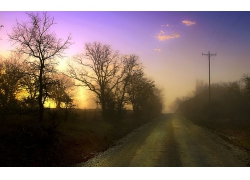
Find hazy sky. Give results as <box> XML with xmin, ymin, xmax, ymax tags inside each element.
<box><xmin>1</xmin><ymin>11</ymin><xmax>250</xmax><ymax>112</ymax></box>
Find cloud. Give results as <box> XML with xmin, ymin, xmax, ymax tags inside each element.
<box><xmin>159</xmin><ymin>30</ymin><xmax>164</xmax><ymax>34</ymax></box>
<box><xmin>161</xmin><ymin>24</ymin><xmax>170</xmax><ymax>27</ymax></box>
<box><xmin>182</xmin><ymin>20</ymin><xmax>196</xmax><ymax>26</ymax></box>
<box><xmin>155</xmin><ymin>30</ymin><xmax>180</xmax><ymax>41</ymax></box>
<box><xmin>154</xmin><ymin>48</ymin><xmax>161</xmax><ymax>52</ymax></box>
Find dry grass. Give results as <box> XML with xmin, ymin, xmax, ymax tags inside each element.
<box><xmin>187</xmin><ymin>116</ymin><xmax>250</xmax><ymax>151</ymax></box>
<box><xmin>0</xmin><ymin>108</ymin><xmax>155</xmax><ymax>166</ymax></box>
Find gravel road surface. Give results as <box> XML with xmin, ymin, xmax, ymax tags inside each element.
<box><xmin>76</xmin><ymin>114</ymin><xmax>250</xmax><ymax>167</ymax></box>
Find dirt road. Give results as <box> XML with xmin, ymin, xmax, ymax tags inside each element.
<box><xmin>76</xmin><ymin>114</ymin><xmax>250</xmax><ymax>167</ymax></box>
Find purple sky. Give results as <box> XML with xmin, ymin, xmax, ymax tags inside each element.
<box><xmin>0</xmin><ymin>11</ymin><xmax>250</xmax><ymax>111</ymax></box>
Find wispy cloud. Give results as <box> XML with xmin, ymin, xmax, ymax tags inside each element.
<box><xmin>161</xmin><ymin>24</ymin><xmax>170</xmax><ymax>27</ymax></box>
<box><xmin>182</xmin><ymin>20</ymin><xmax>196</xmax><ymax>26</ymax></box>
<box><xmin>156</xmin><ymin>30</ymin><xmax>180</xmax><ymax>41</ymax></box>
<box><xmin>154</xmin><ymin>48</ymin><xmax>161</xmax><ymax>52</ymax></box>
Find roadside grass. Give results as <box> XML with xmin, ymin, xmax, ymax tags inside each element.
<box><xmin>0</xmin><ymin>108</ymin><xmax>156</xmax><ymax>166</ymax></box>
<box><xmin>185</xmin><ymin>116</ymin><xmax>250</xmax><ymax>151</ymax></box>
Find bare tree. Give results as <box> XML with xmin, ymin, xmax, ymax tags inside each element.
<box><xmin>8</xmin><ymin>12</ymin><xmax>72</xmax><ymax>122</ymax></box>
<box><xmin>0</xmin><ymin>53</ymin><xmax>24</xmax><ymax>118</ymax></box>
<box><xmin>20</xmin><ymin>62</ymin><xmax>39</xmax><ymax>108</ymax></box>
<box><xmin>126</xmin><ymin>72</ymin><xmax>155</xmax><ymax>116</ymax></box>
<box><xmin>114</xmin><ymin>54</ymin><xmax>143</xmax><ymax>118</ymax></box>
<box><xmin>194</xmin><ymin>79</ymin><xmax>208</xmax><ymax>96</ymax></box>
<box><xmin>67</xmin><ymin>42</ymin><xmax>124</xmax><ymax>119</ymax></box>
<box><xmin>242</xmin><ymin>74</ymin><xmax>250</xmax><ymax>101</ymax></box>
<box><xmin>49</xmin><ymin>73</ymin><xmax>75</xmax><ymax>109</ymax></box>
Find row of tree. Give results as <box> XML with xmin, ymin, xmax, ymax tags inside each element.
<box><xmin>0</xmin><ymin>53</ymin><xmax>75</xmax><ymax>119</ymax></box>
<box><xmin>67</xmin><ymin>42</ymin><xmax>163</xmax><ymax>120</ymax></box>
<box><xmin>175</xmin><ymin>77</ymin><xmax>250</xmax><ymax>122</ymax></box>
<box><xmin>0</xmin><ymin>12</ymin><xmax>164</xmax><ymax>122</ymax></box>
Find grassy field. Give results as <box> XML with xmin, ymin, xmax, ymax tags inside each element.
<box><xmin>0</xmin><ymin>108</ymin><xmax>156</xmax><ymax>166</ymax></box>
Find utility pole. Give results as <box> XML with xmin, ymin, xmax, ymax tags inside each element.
<box><xmin>202</xmin><ymin>51</ymin><xmax>216</xmax><ymax>104</ymax></box>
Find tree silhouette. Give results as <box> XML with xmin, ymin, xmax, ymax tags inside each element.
<box><xmin>127</xmin><ymin>72</ymin><xmax>155</xmax><ymax>116</ymax></box>
<box><xmin>67</xmin><ymin>42</ymin><xmax>124</xmax><ymax>119</ymax></box>
<box><xmin>20</xmin><ymin>62</ymin><xmax>40</xmax><ymax>109</ymax></box>
<box><xmin>0</xmin><ymin>53</ymin><xmax>24</xmax><ymax>118</ymax></box>
<box><xmin>49</xmin><ymin>73</ymin><xmax>75</xmax><ymax>109</ymax></box>
<box><xmin>67</xmin><ymin>42</ymin><xmax>164</xmax><ymax>119</ymax></box>
<box><xmin>8</xmin><ymin>12</ymin><xmax>72</xmax><ymax>122</ymax></box>
<box><xmin>242</xmin><ymin>74</ymin><xmax>250</xmax><ymax>101</ymax></box>
<box><xmin>114</xmin><ymin>54</ymin><xmax>143</xmax><ymax>118</ymax></box>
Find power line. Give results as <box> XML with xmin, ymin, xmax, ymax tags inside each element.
<box><xmin>203</xmin><ymin>12</ymin><xmax>245</xmax><ymax>56</ymax></box>
<box><xmin>208</xmin><ymin>12</ymin><xmax>232</xmax><ymax>52</ymax></box>
<box><xmin>215</xmin><ymin>12</ymin><xmax>245</xmax><ymax>52</ymax></box>
<box><xmin>204</xmin><ymin>12</ymin><xmax>224</xmax><ymax>51</ymax></box>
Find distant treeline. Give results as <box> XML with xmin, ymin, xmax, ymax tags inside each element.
<box><xmin>175</xmin><ymin>76</ymin><xmax>250</xmax><ymax>123</ymax></box>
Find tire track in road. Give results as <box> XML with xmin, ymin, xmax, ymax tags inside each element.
<box><xmin>166</xmin><ymin>118</ymin><xmax>182</xmax><ymax>167</ymax></box>
<box><xmin>128</xmin><ymin>116</ymin><xmax>181</xmax><ymax>166</ymax></box>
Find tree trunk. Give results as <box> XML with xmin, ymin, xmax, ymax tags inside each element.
<box><xmin>56</xmin><ymin>101</ymin><xmax>61</xmax><ymax>109</ymax></box>
<box><xmin>38</xmin><ymin>92</ymin><xmax>44</xmax><ymax>122</ymax></box>
<box><xmin>38</xmin><ymin>64</ymin><xmax>44</xmax><ymax>122</ymax></box>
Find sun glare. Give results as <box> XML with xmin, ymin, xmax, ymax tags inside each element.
<box><xmin>44</xmin><ymin>99</ymin><xmax>56</xmax><ymax>108</ymax></box>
